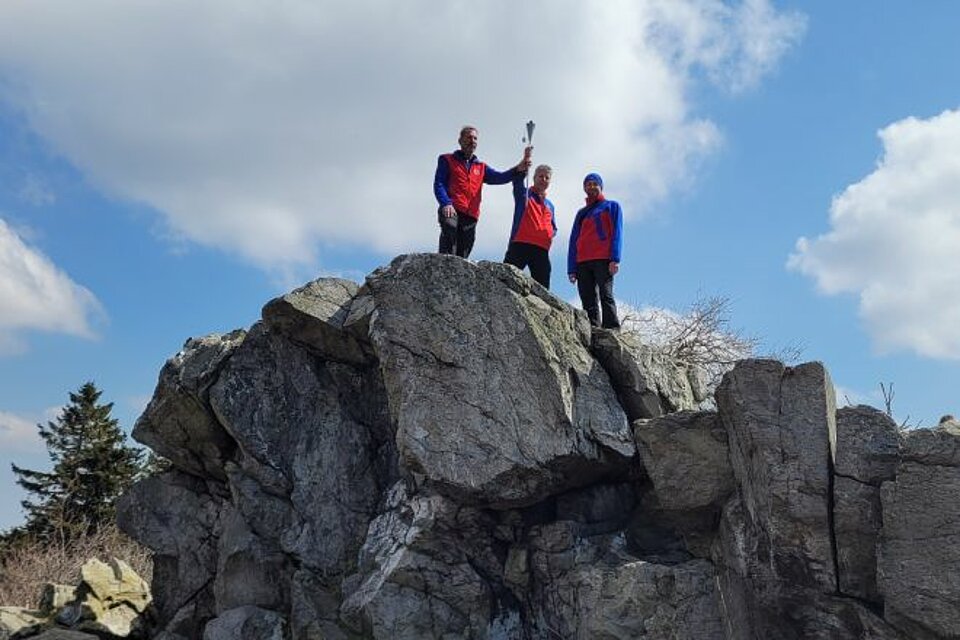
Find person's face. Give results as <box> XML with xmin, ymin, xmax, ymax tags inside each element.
<box><xmin>583</xmin><ymin>179</ymin><xmax>602</xmax><ymax>199</ymax></box>
<box><xmin>459</xmin><ymin>129</ymin><xmax>478</xmax><ymax>156</ymax></box>
<box><xmin>533</xmin><ymin>169</ymin><xmax>551</xmax><ymax>194</ymax></box>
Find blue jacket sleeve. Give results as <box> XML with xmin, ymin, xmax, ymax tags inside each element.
<box><xmin>483</xmin><ymin>164</ymin><xmax>520</xmax><ymax>185</ymax></box>
<box><xmin>568</xmin><ymin>210</ymin><xmax>583</xmax><ymax>275</ymax></box>
<box><xmin>548</xmin><ymin>200</ymin><xmax>557</xmax><ymax>237</ymax></box>
<box><xmin>508</xmin><ymin>175</ymin><xmax>527</xmax><ymax>243</ymax></box>
<box><xmin>609</xmin><ymin>201</ymin><xmax>623</xmax><ymax>263</ymax></box>
<box><xmin>434</xmin><ymin>155</ymin><xmax>452</xmax><ymax>207</ymax></box>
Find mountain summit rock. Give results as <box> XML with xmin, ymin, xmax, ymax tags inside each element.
<box><xmin>116</xmin><ymin>253</ymin><xmax>958</xmax><ymax>639</ymax></box>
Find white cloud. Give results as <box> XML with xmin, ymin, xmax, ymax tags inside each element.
<box><xmin>0</xmin><ymin>218</ymin><xmax>103</xmax><ymax>352</ymax></box>
<box><xmin>0</xmin><ymin>0</ymin><xmax>804</xmax><ymax>273</ymax></box>
<box><xmin>0</xmin><ymin>410</ymin><xmax>43</xmax><ymax>453</ymax></box>
<box><xmin>789</xmin><ymin>109</ymin><xmax>960</xmax><ymax>360</ymax></box>
<box><xmin>647</xmin><ymin>0</ymin><xmax>805</xmax><ymax>92</ymax></box>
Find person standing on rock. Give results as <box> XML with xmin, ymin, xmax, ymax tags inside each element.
<box><xmin>504</xmin><ymin>164</ymin><xmax>556</xmax><ymax>289</ymax></box>
<box><xmin>434</xmin><ymin>125</ymin><xmax>531</xmax><ymax>258</ymax></box>
<box><xmin>567</xmin><ymin>172</ymin><xmax>622</xmax><ymax>329</ymax></box>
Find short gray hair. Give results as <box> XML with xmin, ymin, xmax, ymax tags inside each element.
<box><xmin>534</xmin><ymin>164</ymin><xmax>552</xmax><ymax>176</ymax></box>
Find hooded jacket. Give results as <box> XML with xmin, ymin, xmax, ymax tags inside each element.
<box><xmin>567</xmin><ymin>196</ymin><xmax>623</xmax><ymax>274</ymax></box>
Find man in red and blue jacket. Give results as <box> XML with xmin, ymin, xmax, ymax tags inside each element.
<box><xmin>434</xmin><ymin>125</ymin><xmax>529</xmax><ymax>258</ymax></box>
<box><xmin>567</xmin><ymin>172</ymin><xmax>622</xmax><ymax>329</ymax></box>
<box><xmin>504</xmin><ymin>164</ymin><xmax>556</xmax><ymax>289</ymax></box>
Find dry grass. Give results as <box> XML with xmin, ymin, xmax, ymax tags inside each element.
<box><xmin>0</xmin><ymin>524</ymin><xmax>153</xmax><ymax>608</ymax></box>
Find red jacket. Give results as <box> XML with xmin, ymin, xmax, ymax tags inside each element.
<box><xmin>433</xmin><ymin>151</ymin><xmax>519</xmax><ymax>220</ymax></box>
<box><xmin>509</xmin><ymin>177</ymin><xmax>556</xmax><ymax>250</ymax></box>
<box><xmin>442</xmin><ymin>153</ymin><xmax>486</xmax><ymax>219</ymax></box>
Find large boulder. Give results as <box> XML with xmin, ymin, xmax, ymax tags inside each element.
<box><xmin>633</xmin><ymin>410</ymin><xmax>734</xmax><ymax>511</ymax></box>
<box><xmin>363</xmin><ymin>255</ymin><xmax>632</xmax><ymax>507</ymax></box>
<box><xmin>0</xmin><ymin>559</ymin><xmax>152</xmax><ymax>640</ymax></box>
<box><xmin>592</xmin><ymin>329</ymin><xmax>705</xmax><ymax>419</ymax></box>
<box><xmin>131</xmin><ymin>331</ymin><xmax>245</xmax><ymax>481</ymax></box>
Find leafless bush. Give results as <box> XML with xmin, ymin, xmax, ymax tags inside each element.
<box><xmin>621</xmin><ymin>294</ymin><xmax>801</xmax><ymax>390</ymax></box>
<box><xmin>879</xmin><ymin>381</ymin><xmax>924</xmax><ymax>429</ymax></box>
<box><xmin>0</xmin><ymin>524</ymin><xmax>152</xmax><ymax>608</ymax></box>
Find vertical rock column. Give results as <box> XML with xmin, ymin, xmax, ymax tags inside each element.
<box><xmin>832</xmin><ymin>406</ymin><xmax>900</xmax><ymax>604</ymax></box>
<box><xmin>879</xmin><ymin>421</ymin><xmax>960</xmax><ymax>639</ymax></box>
<box><xmin>714</xmin><ymin>360</ymin><xmax>838</xmax><ymax>633</ymax></box>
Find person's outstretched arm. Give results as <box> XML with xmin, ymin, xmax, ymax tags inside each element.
<box><xmin>508</xmin><ymin>174</ymin><xmax>527</xmax><ymax>242</ymax></box>
<box><xmin>484</xmin><ymin>146</ymin><xmax>532</xmax><ymax>185</ymax></box>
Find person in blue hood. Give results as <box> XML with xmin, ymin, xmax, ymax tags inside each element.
<box><xmin>567</xmin><ymin>172</ymin><xmax>622</xmax><ymax>329</ymax></box>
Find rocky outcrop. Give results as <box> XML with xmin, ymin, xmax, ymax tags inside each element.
<box><xmin>116</xmin><ymin>253</ymin><xmax>959</xmax><ymax>639</ymax></box>
<box><xmin>0</xmin><ymin>558</ymin><xmax>150</xmax><ymax>639</ymax></box>
<box><xmin>879</xmin><ymin>420</ymin><xmax>960</xmax><ymax>639</ymax></box>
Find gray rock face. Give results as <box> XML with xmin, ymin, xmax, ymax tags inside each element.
<box><xmin>202</xmin><ymin>606</ymin><xmax>286</xmax><ymax>640</ymax></box>
<box><xmin>340</xmin><ymin>484</ymin><xmax>500</xmax><ymax>639</ymax></box>
<box><xmin>208</xmin><ymin>322</ymin><xmax>393</xmax><ymax>576</ymax></box>
<box><xmin>364</xmin><ymin>255</ymin><xmax>631</xmax><ymax>507</ymax></box>
<box><xmin>591</xmin><ymin>329</ymin><xmax>703</xmax><ymax>420</ymax></box>
<box><xmin>261</xmin><ymin>277</ymin><xmax>372</xmax><ymax>365</ymax></box>
<box><xmin>115</xmin><ymin>254</ymin><xmax>959</xmax><ymax>640</ymax></box>
<box><xmin>714</xmin><ymin>360</ymin><xmax>839</xmax><ymax>635</ymax></box>
<box><xmin>527</xmin><ymin>521</ymin><xmax>724</xmax><ymax>639</ymax></box>
<box><xmin>835</xmin><ymin>405</ymin><xmax>901</xmax><ymax>483</ymax></box>
<box><xmin>634</xmin><ymin>410</ymin><xmax>734</xmax><ymax>511</ymax></box>
<box><xmin>132</xmin><ymin>331</ymin><xmax>245</xmax><ymax>481</ymax></box>
<box><xmin>116</xmin><ymin>471</ymin><xmax>223</xmax><ymax>638</ymax></box>
<box><xmin>834</xmin><ymin>406</ymin><xmax>901</xmax><ymax>603</ymax></box>
<box><xmin>879</xmin><ymin>424</ymin><xmax>960</xmax><ymax>639</ymax></box>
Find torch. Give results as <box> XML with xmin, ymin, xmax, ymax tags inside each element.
<box><xmin>523</xmin><ymin>120</ymin><xmax>535</xmax><ymax>189</ymax></box>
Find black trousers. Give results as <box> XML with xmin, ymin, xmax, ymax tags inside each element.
<box><xmin>576</xmin><ymin>259</ymin><xmax>620</xmax><ymax>328</ymax></box>
<box><xmin>504</xmin><ymin>242</ymin><xmax>551</xmax><ymax>289</ymax></box>
<box><xmin>438</xmin><ymin>210</ymin><xmax>477</xmax><ymax>258</ymax></box>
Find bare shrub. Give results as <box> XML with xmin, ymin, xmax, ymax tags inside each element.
<box><xmin>621</xmin><ymin>294</ymin><xmax>801</xmax><ymax>391</ymax></box>
<box><xmin>0</xmin><ymin>524</ymin><xmax>152</xmax><ymax>608</ymax></box>
<box><xmin>879</xmin><ymin>381</ymin><xmax>924</xmax><ymax>429</ymax></box>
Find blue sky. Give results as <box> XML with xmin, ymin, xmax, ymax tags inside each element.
<box><xmin>2</xmin><ymin>0</ymin><xmax>960</xmax><ymax>531</ymax></box>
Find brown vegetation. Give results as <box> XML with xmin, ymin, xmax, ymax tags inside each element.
<box><xmin>0</xmin><ymin>524</ymin><xmax>152</xmax><ymax>608</ymax></box>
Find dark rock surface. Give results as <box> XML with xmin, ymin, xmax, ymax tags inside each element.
<box><xmin>115</xmin><ymin>253</ymin><xmax>958</xmax><ymax>639</ymax></box>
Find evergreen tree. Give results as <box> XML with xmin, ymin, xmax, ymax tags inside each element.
<box><xmin>10</xmin><ymin>382</ymin><xmax>143</xmax><ymax>542</ymax></box>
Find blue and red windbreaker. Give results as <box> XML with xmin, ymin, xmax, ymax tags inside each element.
<box><xmin>434</xmin><ymin>151</ymin><xmax>518</xmax><ymax>220</ymax></box>
<box><xmin>509</xmin><ymin>175</ymin><xmax>556</xmax><ymax>250</ymax></box>
<box><xmin>567</xmin><ymin>196</ymin><xmax>623</xmax><ymax>274</ymax></box>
